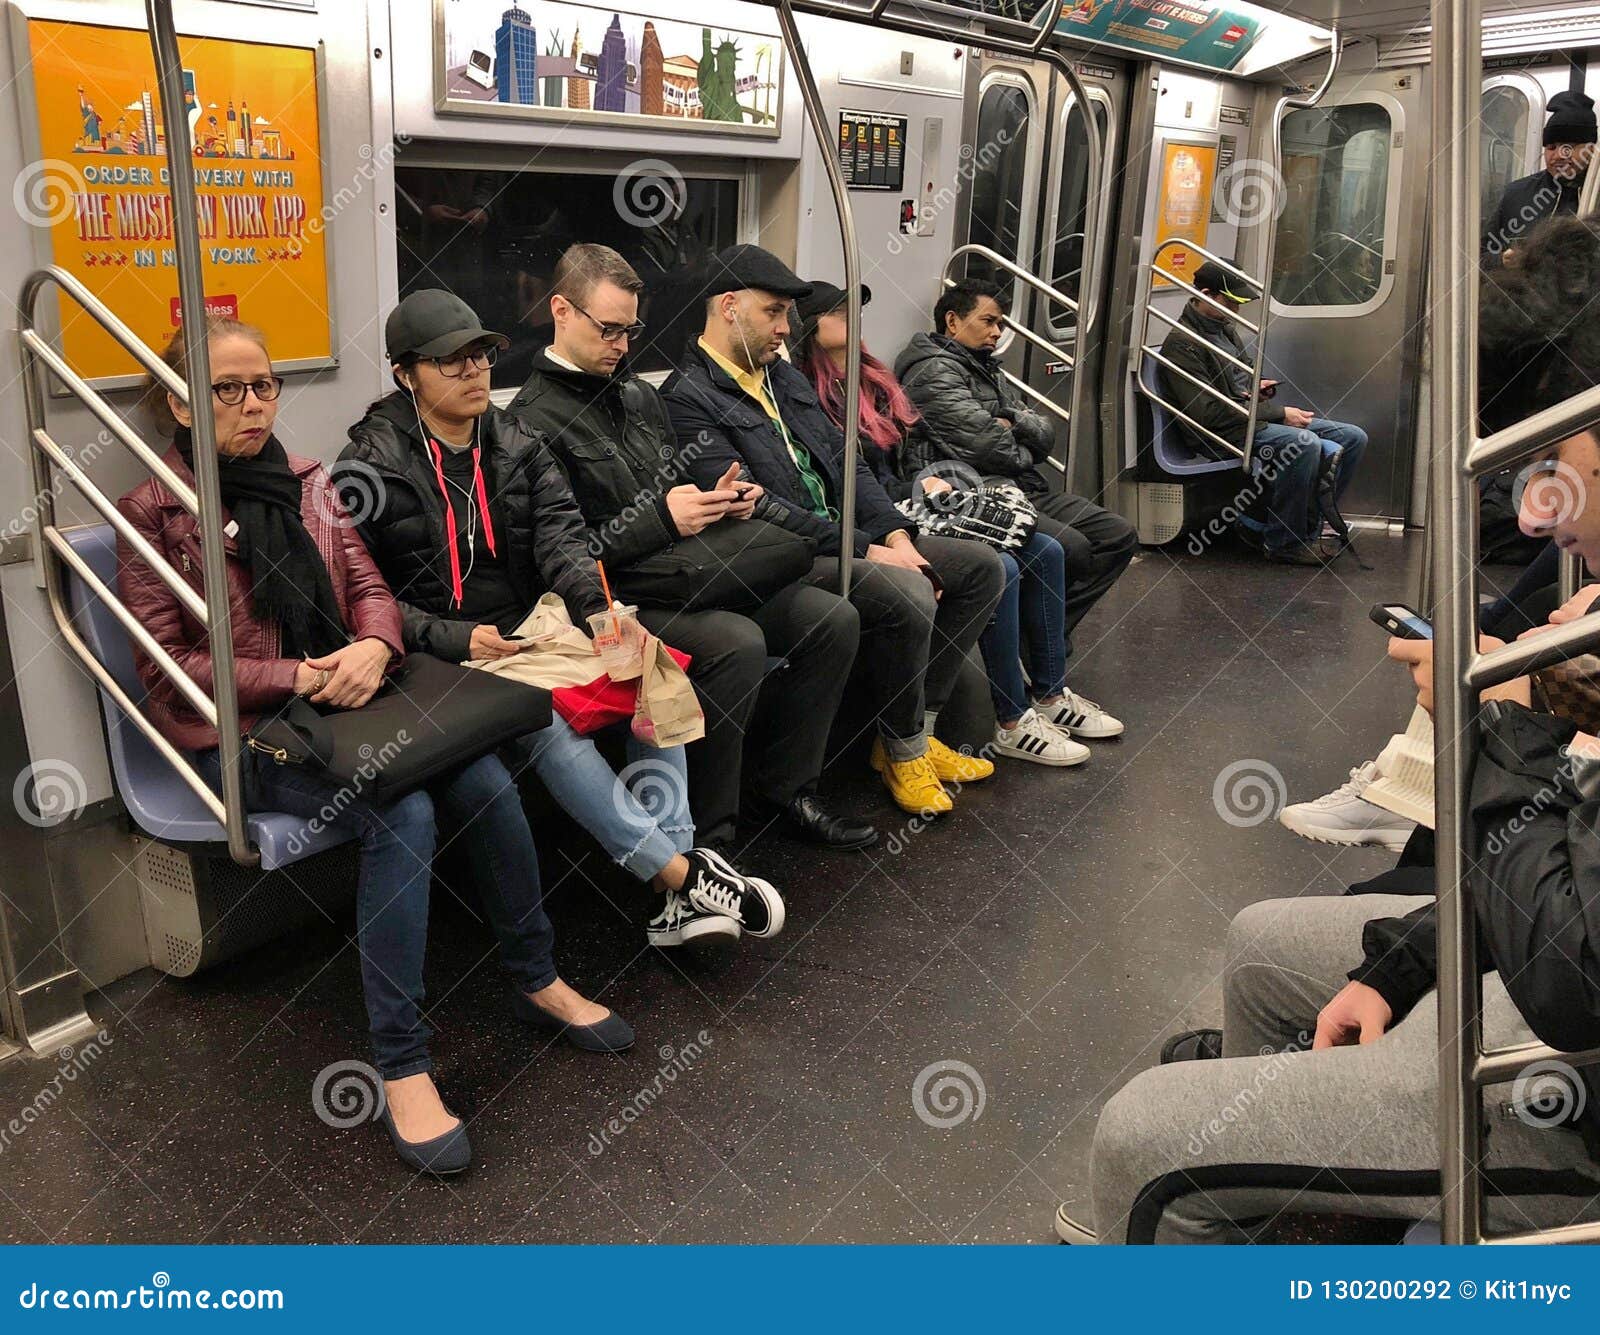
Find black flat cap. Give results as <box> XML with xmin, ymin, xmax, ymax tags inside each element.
<box><xmin>703</xmin><ymin>244</ymin><xmax>813</xmax><ymax>300</ymax></box>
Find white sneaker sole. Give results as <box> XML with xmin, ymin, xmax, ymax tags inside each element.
<box><xmin>687</xmin><ymin>848</ymin><xmax>786</xmax><ymax>939</ymax></box>
<box><xmin>1054</xmin><ymin>1205</ymin><xmax>1096</xmax><ymax>1244</ymax></box>
<box><xmin>994</xmin><ymin>737</ymin><xmax>1089</xmax><ymax>767</ymax></box>
<box><xmin>1278</xmin><ymin>809</ymin><xmax>1413</xmax><ymax>852</ymax></box>
<box><xmin>647</xmin><ymin>914</ymin><xmax>741</xmax><ymax>948</ymax></box>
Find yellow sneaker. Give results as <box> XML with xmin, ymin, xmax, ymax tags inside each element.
<box><xmin>871</xmin><ymin>747</ymin><xmax>953</xmax><ymax>815</ymax></box>
<box><xmin>926</xmin><ymin>735</ymin><xmax>995</xmax><ymax>784</ymax></box>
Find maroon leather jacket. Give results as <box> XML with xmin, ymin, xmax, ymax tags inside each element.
<box><xmin>116</xmin><ymin>445</ymin><xmax>405</xmax><ymax>752</ymax></box>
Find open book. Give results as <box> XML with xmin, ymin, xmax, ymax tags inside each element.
<box><xmin>1362</xmin><ymin>706</ymin><xmax>1435</xmax><ymax>829</ymax></box>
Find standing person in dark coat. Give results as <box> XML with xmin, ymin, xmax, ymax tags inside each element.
<box><xmin>1483</xmin><ymin>90</ymin><xmax>1596</xmax><ymax>267</ymax></box>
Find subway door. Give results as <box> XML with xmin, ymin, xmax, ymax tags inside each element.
<box><xmin>1259</xmin><ymin>68</ymin><xmax>1422</xmax><ymax>523</ymax></box>
<box><xmin>954</xmin><ymin>58</ymin><xmax>1050</xmax><ymax>428</ymax></box>
<box><xmin>1024</xmin><ymin>60</ymin><xmax>1126</xmax><ymax>497</ymax></box>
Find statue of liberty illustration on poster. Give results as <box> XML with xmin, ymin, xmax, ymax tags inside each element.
<box><xmin>436</xmin><ymin>0</ymin><xmax>782</xmax><ymax>135</ymax></box>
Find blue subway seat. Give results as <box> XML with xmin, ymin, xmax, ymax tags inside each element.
<box><xmin>1141</xmin><ymin>353</ymin><xmax>1243</xmax><ymax>478</ymax></box>
<box><xmin>61</xmin><ymin>523</ymin><xmax>348</xmax><ymax>870</ymax></box>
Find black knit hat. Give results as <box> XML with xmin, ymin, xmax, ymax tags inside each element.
<box><xmin>1544</xmin><ymin>91</ymin><xmax>1597</xmax><ymax>146</ymax></box>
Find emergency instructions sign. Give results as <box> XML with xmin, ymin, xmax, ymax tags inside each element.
<box><xmin>15</xmin><ymin>18</ymin><xmax>333</xmax><ymax>383</ymax></box>
<box><xmin>837</xmin><ymin>111</ymin><xmax>908</xmax><ymax>191</ymax></box>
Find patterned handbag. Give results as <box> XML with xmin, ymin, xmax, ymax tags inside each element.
<box><xmin>895</xmin><ymin>479</ymin><xmax>1037</xmax><ymax>552</ymax></box>
<box><xmin>1532</xmin><ymin>654</ymin><xmax>1600</xmax><ymax>733</ymax></box>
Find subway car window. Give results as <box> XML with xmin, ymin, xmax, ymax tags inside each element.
<box><xmin>394</xmin><ymin>164</ymin><xmax>741</xmax><ymax>382</ymax></box>
<box><xmin>1272</xmin><ymin>103</ymin><xmax>1392</xmax><ymax>308</ymax></box>
<box><xmin>967</xmin><ymin>81</ymin><xmax>1033</xmax><ymax>304</ymax></box>
<box><xmin>1480</xmin><ymin>84</ymin><xmax>1533</xmax><ymax>223</ymax></box>
<box><xmin>1050</xmin><ymin>101</ymin><xmax>1109</xmax><ymax>307</ymax></box>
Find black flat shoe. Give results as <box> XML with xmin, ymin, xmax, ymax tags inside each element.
<box><xmin>764</xmin><ymin>794</ymin><xmax>879</xmax><ymax>849</ymax></box>
<box><xmin>1160</xmin><ymin>1028</ymin><xmax>1223</xmax><ymax>1063</ymax></box>
<box><xmin>377</xmin><ymin>1104</ymin><xmax>471</xmax><ymax>1176</ymax></box>
<box><xmin>512</xmin><ymin>990</ymin><xmax>635</xmax><ymax>1053</ymax></box>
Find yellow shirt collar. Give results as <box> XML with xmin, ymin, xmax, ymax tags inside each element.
<box><xmin>698</xmin><ymin>336</ymin><xmax>779</xmax><ymax>420</ymax></box>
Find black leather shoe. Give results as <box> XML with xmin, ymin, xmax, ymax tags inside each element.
<box><xmin>769</xmin><ymin>794</ymin><xmax>879</xmax><ymax>849</ymax></box>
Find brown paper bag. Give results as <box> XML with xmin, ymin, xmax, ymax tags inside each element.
<box><xmin>633</xmin><ymin>633</ymin><xmax>705</xmax><ymax>748</ymax></box>
<box><xmin>466</xmin><ymin>593</ymin><xmax>606</xmax><ymax>689</ymax></box>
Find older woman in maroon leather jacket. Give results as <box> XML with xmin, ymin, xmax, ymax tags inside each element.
<box><xmin>116</xmin><ymin>319</ymin><xmax>628</xmax><ymax>1178</ymax></box>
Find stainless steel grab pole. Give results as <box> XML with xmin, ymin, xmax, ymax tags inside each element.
<box><xmin>1429</xmin><ymin>0</ymin><xmax>1483</xmax><ymax>1246</ymax></box>
<box><xmin>771</xmin><ymin>0</ymin><xmax>863</xmax><ymax>596</ymax></box>
<box><xmin>146</xmin><ymin>0</ymin><xmax>257</xmax><ymax>868</ymax></box>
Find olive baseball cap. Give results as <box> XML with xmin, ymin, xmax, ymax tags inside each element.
<box><xmin>384</xmin><ymin>288</ymin><xmax>509</xmax><ymax>361</ymax></box>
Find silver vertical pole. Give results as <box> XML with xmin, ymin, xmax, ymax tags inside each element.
<box><xmin>1429</xmin><ymin>0</ymin><xmax>1483</xmax><ymax>1246</ymax></box>
<box><xmin>772</xmin><ymin>0</ymin><xmax>862</xmax><ymax>596</ymax></box>
<box><xmin>146</xmin><ymin>0</ymin><xmax>257</xmax><ymax>867</ymax></box>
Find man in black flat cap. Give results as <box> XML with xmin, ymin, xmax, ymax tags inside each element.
<box><xmin>1483</xmin><ymin>90</ymin><xmax>1596</xmax><ymax>267</ymax></box>
<box><xmin>662</xmin><ymin>244</ymin><xmax>1005</xmax><ymax>819</ymax></box>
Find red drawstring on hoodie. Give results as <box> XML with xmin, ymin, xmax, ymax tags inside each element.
<box><xmin>425</xmin><ymin>437</ymin><xmax>498</xmax><ymax>608</ymax></box>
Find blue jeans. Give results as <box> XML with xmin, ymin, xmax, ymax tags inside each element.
<box><xmin>499</xmin><ymin>716</ymin><xmax>693</xmax><ymax>879</ymax></box>
<box><xmin>979</xmin><ymin>530</ymin><xmax>1069</xmax><ymax>723</ymax></box>
<box><xmin>199</xmin><ymin>749</ymin><xmax>558</xmax><ymax>1081</ymax></box>
<box><xmin>1246</xmin><ymin>418</ymin><xmax>1369</xmax><ymax>553</ymax></box>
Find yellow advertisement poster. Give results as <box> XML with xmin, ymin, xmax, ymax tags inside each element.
<box><xmin>19</xmin><ymin>18</ymin><xmax>332</xmax><ymax>383</ymax></box>
<box><xmin>1152</xmin><ymin>141</ymin><xmax>1218</xmax><ymax>289</ymax></box>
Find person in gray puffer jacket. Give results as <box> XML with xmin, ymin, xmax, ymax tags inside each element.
<box><xmin>896</xmin><ymin>278</ymin><xmax>1136</xmax><ymax>734</ymax></box>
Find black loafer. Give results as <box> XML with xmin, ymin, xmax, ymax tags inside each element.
<box><xmin>767</xmin><ymin>794</ymin><xmax>879</xmax><ymax>849</ymax></box>
<box><xmin>378</xmin><ymin>1104</ymin><xmax>472</xmax><ymax>1176</ymax></box>
<box><xmin>1160</xmin><ymin>1028</ymin><xmax>1223</xmax><ymax>1064</ymax></box>
<box><xmin>513</xmin><ymin>990</ymin><xmax>635</xmax><ymax>1053</ymax></box>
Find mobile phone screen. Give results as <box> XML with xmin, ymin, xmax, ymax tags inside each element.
<box><xmin>1382</xmin><ymin>605</ymin><xmax>1433</xmax><ymax>640</ymax></box>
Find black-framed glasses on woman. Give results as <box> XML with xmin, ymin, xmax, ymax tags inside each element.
<box><xmin>570</xmin><ymin>302</ymin><xmax>646</xmax><ymax>343</ymax></box>
<box><xmin>211</xmin><ymin>376</ymin><xmax>284</xmax><ymax>406</ymax></box>
<box><xmin>431</xmin><ymin>346</ymin><xmax>498</xmax><ymax>378</ymax></box>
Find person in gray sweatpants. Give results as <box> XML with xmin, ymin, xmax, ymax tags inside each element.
<box><xmin>1076</xmin><ymin>893</ymin><xmax>1600</xmax><ymax>1244</ymax></box>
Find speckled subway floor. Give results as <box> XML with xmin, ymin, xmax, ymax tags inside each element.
<box><xmin>0</xmin><ymin>531</ymin><xmax>1450</xmax><ymax>1243</ymax></box>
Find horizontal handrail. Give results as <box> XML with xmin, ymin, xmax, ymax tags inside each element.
<box><xmin>19</xmin><ymin>268</ymin><xmax>190</xmax><ymax>404</ymax></box>
<box><xmin>31</xmin><ymin>428</ymin><xmax>208</xmax><ymax>624</ymax></box>
<box><xmin>1001</xmin><ymin>365</ymin><xmax>1071</xmax><ymax>426</ymax></box>
<box><xmin>1140</xmin><ymin>385</ymin><xmax>1247</xmax><ymax>459</ymax></box>
<box><xmin>1150</xmin><ymin>237</ymin><xmax>1265</xmax><ymax>292</ymax></box>
<box><xmin>1141</xmin><ymin>304</ymin><xmax>1258</xmax><ymax>378</ymax></box>
<box><xmin>1150</xmin><ymin>240</ymin><xmax>1263</xmax><ymax>337</ymax></box>
<box><xmin>1466</xmin><ymin>382</ymin><xmax>1600</xmax><ymax>476</ymax></box>
<box><xmin>1464</xmin><ymin>610</ymin><xmax>1600</xmax><ymax>689</ymax></box>
<box><xmin>947</xmin><ymin>242</ymin><xmax>1082</xmax><ymax>314</ymax></box>
<box><xmin>1140</xmin><ymin>346</ymin><xmax>1252</xmax><ymax>419</ymax></box>
<box><xmin>1474</xmin><ymin>1040</ymin><xmax>1600</xmax><ymax>1085</ymax></box>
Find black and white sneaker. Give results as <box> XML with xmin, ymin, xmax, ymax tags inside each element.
<box><xmin>683</xmin><ymin>847</ymin><xmax>785</xmax><ymax>939</ymax></box>
<box><xmin>646</xmin><ymin>890</ymin><xmax>740</xmax><ymax>948</ymax></box>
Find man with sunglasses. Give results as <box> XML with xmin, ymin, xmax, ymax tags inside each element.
<box><xmin>1483</xmin><ymin>90</ymin><xmax>1596</xmax><ymax>268</ymax></box>
<box><xmin>508</xmin><ymin>244</ymin><xmax>878</xmax><ymax>852</ymax></box>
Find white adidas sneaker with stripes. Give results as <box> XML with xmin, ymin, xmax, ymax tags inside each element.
<box><xmin>994</xmin><ymin>708</ymin><xmax>1090</xmax><ymax>767</ymax></box>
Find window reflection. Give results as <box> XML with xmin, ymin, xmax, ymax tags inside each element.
<box><xmin>1480</xmin><ymin>85</ymin><xmax>1534</xmax><ymax>226</ymax></box>
<box><xmin>967</xmin><ymin>83</ymin><xmax>1033</xmax><ymax>307</ymax></box>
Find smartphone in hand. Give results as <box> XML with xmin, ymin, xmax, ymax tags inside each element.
<box><xmin>1370</xmin><ymin>602</ymin><xmax>1433</xmax><ymax>640</ymax></box>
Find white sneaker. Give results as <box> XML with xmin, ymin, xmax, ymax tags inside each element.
<box><xmin>1278</xmin><ymin>760</ymin><xmax>1416</xmax><ymax>852</ymax></box>
<box><xmin>646</xmin><ymin>890</ymin><xmax>741</xmax><ymax>948</ymax></box>
<box><xmin>1037</xmin><ymin>688</ymin><xmax>1124</xmax><ymax>739</ymax></box>
<box><xmin>994</xmin><ymin>708</ymin><xmax>1090</xmax><ymax>767</ymax></box>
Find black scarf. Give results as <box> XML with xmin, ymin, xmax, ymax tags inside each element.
<box><xmin>174</xmin><ymin>427</ymin><xmax>348</xmax><ymax>659</ymax></box>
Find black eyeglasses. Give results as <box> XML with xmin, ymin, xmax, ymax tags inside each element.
<box><xmin>211</xmin><ymin>376</ymin><xmax>283</xmax><ymax>406</ymax></box>
<box><xmin>430</xmin><ymin>346</ymin><xmax>497</xmax><ymax>378</ymax></box>
<box><xmin>571</xmin><ymin>302</ymin><xmax>645</xmax><ymax>344</ymax></box>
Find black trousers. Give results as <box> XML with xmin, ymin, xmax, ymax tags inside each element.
<box><xmin>639</xmin><ymin>582</ymin><xmax>859</xmax><ymax>847</ymax></box>
<box><xmin>804</xmin><ymin>536</ymin><xmax>1005</xmax><ymax>749</ymax></box>
<box><xmin>1029</xmin><ymin>489</ymin><xmax>1138</xmax><ymax>661</ymax></box>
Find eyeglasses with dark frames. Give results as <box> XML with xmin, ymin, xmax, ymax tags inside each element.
<box><xmin>429</xmin><ymin>346</ymin><xmax>498</xmax><ymax>378</ymax></box>
<box><xmin>570</xmin><ymin>301</ymin><xmax>646</xmax><ymax>344</ymax></box>
<box><xmin>211</xmin><ymin>376</ymin><xmax>284</xmax><ymax>406</ymax></box>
